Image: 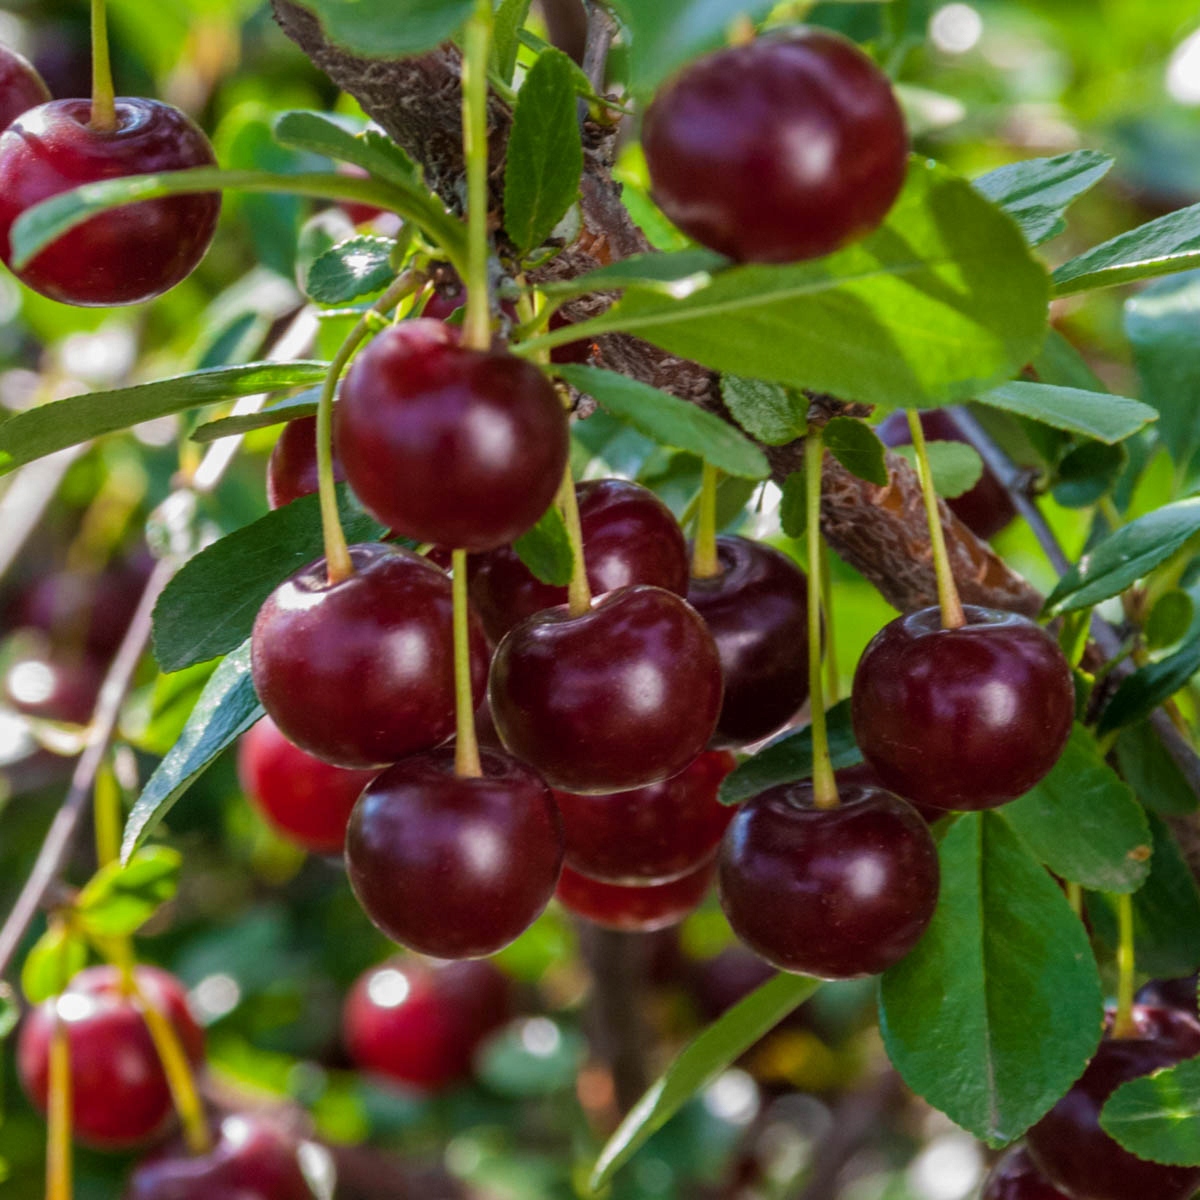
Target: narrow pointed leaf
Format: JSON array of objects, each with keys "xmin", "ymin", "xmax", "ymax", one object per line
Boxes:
[
  {"xmin": 273, "ymin": 111, "xmax": 420, "ymax": 189},
  {"xmin": 976, "ymin": 381, "xmax": 1156, "ymax": 444},
  {"xmin": 493, "ymin": 0, "xmax": 533, "ymax": 84},
  {"xmin": 190, "ymin": 390, "xmax": 320, "ymax": 443},
  {"xmin": 974, "ymin": 151, "xmax": 1113, "ymax": 246},
  {"xmin": 1098, "ymin": 633, "xmax": 1200, "ymax": 736}
]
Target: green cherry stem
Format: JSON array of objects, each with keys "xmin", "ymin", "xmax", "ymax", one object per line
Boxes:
[
  {"xmin": 821, "ymin": 543, "xmax": 839, "ymax": 706},
  {"xmin": 47, "ymin": 997, "xmax": 73, "ymax": 1200},
  {"xmin": 691, "ymin": 462, "xmax": 722, "ymax": 579},
  {"xmin": 805, "ymin": 425, "xmax": 838, "ymax": 811},
  {"xmin": 451, "ymin": 549, "xmax": 482, "ymax": 779},
  {"xmin": 906, "ymin": 408, "xmax": 966, "ymax": 630},
  {"xmin": 559, "ymin": 465, "xmax": 592, "ymax": 618},
  {"xmin": 1113, "ymin": 891, "xmax": 1137, "ymax": 1038},
  {"xmin": 89, "ymin": 0, "xmax": 117, "ymax": 133},
  {"xmin": 461, "ymin": 0, "xmax": 494, "ymax": 353},
  {"xmin": 93, "ymin": 759, "xmax": 122, "ymax": 869}
]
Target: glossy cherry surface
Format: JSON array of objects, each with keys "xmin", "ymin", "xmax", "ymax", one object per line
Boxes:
[
  {"xmin": 851, "ymin": 606, "xmax": 1074, "ymax": 811},
  {"xmin": 687, "ymin": 536, "xmax": 810, "ymax": 747},
  {"xmin": 4, "ymin": 649, "xmax": 103, "ymax": 724},
  {"xmin": 554, "ymin": 749, "xmax": 736, "ymax": 884},
  {"xmin": 489, "ymin": 584, "xmax": 723, "ymax": 794},
  {"xmin": 642, "ymin": 31, "xmax": 907, "ymax": 263},
  {"xmin": 251, "ymin": 542, "xmax": 488, "ymax": 769},
  {"xmin": 470, "ymin": 478, "xmax": 690, "ymax": 642},
  {"xmin": 717, "ymin": 781, "xmax": 939, "ymax": 978},
  {"xmin": 1136, "ymin": 973, "xmax": 1199, "ymax": 1017},
  {"xmin": 237, "ymin": 716, "xmax": 376, "ymax": 854},
  {"xmin": 343, "ymin": 958, "xmax": 512, "ymax": 1091},
  {"xmin": 345, "ymin": 747, "xmax": 563, "ymax": 958},
  {"xmin": 335, "ymin": 320, "xmax": 569, "ymax": 550},
  {"xmin": 1025, "ymin": 1005, "xmax": 1200, "ymax": 1200},
  {"xmin": 266, "ymin": 416, "xmax": 346, "ymax": 510},
  {"xmin": 0, "ymin": 98, "xmax": 219, "ymax": 305},
  {"xmin": 981, "ymin": 1147, "xmax": 1072, "ymax": 1200},
  {"xmin": 0, "ymin": 45, "xmax": 50, "ymax": 132},
  {"xmin": 18, "ymin": 965, "xmax": 204, "ymax": 1150},
  {"xmin": 556, "ymin": 860, "xmax": 715, "ymax": 932}
]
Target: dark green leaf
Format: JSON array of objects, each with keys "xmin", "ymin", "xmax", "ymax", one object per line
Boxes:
[
  {"xmin": 1101, "ymin": 1057, "xmax": 1200, "ymax": 1166},
  {"xmin": 1117, "ymin": 720, "xmax": 1200, "ymax": 815},
  {"xmin": 304, "ymin": 235, "xmax": 395, "ymax": 304},
  {"xmin": 21, "ymin": 925, "xmax": 88, "ymax": 1005},
  {"xmin": 976, "ymin": 381, "xmax": 1156, "ymax": 445},
  {"xmin": 504, "ymin": 49, "xmax": 583, "ymax": 253},
  {"xmin": 0, "ymin": 362, "xmax": 328, "ymax": 474},
  {"xmin": 1098, "ymin": 634, "xmax": 1200, "ymax": 736},
  {"xmin": 824, "ymin": 418, "xmax": 888, "ymax": 487},
  {"xmin": 493, "ymin": 0, "xmax": 533, "ymax": 84},
  {"xmin": 721, "ymin": 376, "xmax": 805, "ymax": 446},
  {"xmin": 555, "ymin": 365, "xmax": 769, "ymax": 479},
  {"xmin": 285, "ymin": 1, "xmax": 473, "ymax": 59},
  {"xmin": 75, "ymin": 848, "xmax": 182, "ymax": 939},
  {"xmin": 190, "ymin": 390, "xmax": 320, "ymax": 443},
  {"xmin": 1051, "ymin": 441, "xmax": 1126, "ymax": 509},
  {"xmin": 1033, "ymin": 328, "xmax": 1108, "ymax": 392},
  {"xmin": 778, "ymin": 470, "xmax": 807, "ymax": 540},
  {"xmin": 273, "ymin": 112, "xmax": 419, "ymax": 188},
  {"xmin": 588, "ymin": 972, "xmax": 820, "ymax": 1192},
  {"xmin": 513, "ymin": 505, "xmax": 574, "ymax": 586},
  {"xmin": 892, "ymin": 440, "xmax": 983, "ymax": 499},
  {"xmin": 1000, "ymin": 725, "xmax": 1151, "ymax": 893},
  {"xmin": 879, "ymin": 812, "xmax": 1105, "ymax": 1146}
]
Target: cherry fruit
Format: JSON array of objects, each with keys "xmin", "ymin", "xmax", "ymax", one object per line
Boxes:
[
  {"xmin": 1136, "ymin": 974, "xmax": 1199, "ymax": 1017},
  {"xmin": 5, "ymin": 648, "xmax": 104, "ymax": 724},
  {"xmin": 556, "ymin": 860, "xmax": 715, "ymax": 932},
  {"xmin": 0, "ymin": 98, "xmax": 220, "ymax": 305},
  {"xmin": 266, "ymin": 416, "xmax": 346, "ymax": 510},
  {"xmin": 0, "ymin": 44, "xmax": 50, "ymax": 132},
  {"xmin": 251, "ymin": 542, "xmax": 487, "ymax": 769},
  {"xmin": 334, "ymin": 320, "xmax": 569, "ymax": 550},
  {"xmin": 345, "ymin": 747, "xmax": 563, "ymax": 958},
  {"xmin": 717, "ymin": 780, "xmax": 939, "ymax": 978},
  {"xmin": 851, "ymin": 606, "xmax": 1074, "ymax": 811},
  {"xmin": 642, "ymin": 31, "xmax": 907, "ymax": 264},
  {"xmin": 981, "ymin": 1147, "xmax": 1072, "ymax": 1200}
]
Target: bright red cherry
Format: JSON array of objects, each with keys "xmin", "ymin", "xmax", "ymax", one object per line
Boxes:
[
  {"xmin": 554, "ymin": 749, "xmax": 736, "ymax": 884},
  {"xmin": 345, "ymin": 747, "xmax": 563, "ymax": 958},
  {"xmin": 851, "ymin": 606, "xmax": 1074, "ymax": 811},
  {"xmin": 556, "ymin": 860, "xmax": 715, "ymax": 932},
  {"xmin": 251, "ymin": 542, "xmax": 488, "ymax": 769},
  {"xmin": 488, "ymin": 584, "xmax": 724, "ymax": 794},
  {"xmin": 981, "ymin": 1147, "xmax": 1072, "ymax": 1200},
  {"xmin": 0, "ymin": 45, "xmax": 50, "ymax": 132},
  {"xmin": 0, "ymin": 98, "xmax": 220, "ymax": 306},
  {"xmin": 343, "ymin": 958, "xmax": 512, "ymax": 1092},
  {"xmin": 1025, "ymin": 1005, "xmax": 1200, "ymax": 1200},
  {"xmin": 470, "ymin": 478, "xmax": 690, "ymax": 642},
  {"xmin": 717, "ymin": 780, "xmax": 939, "ymax": 978},
  {"xmin": 687, "ymin": 536, "xmax": 810, "ymax": 747},
  {"xmin": 642, "ymin": 31, "xmax": 908, "ymax": 264},
  {"xmin": 266, "ymin": 416, "xmax": 346, "ymax": 510},
  {"xmin": 334, "ymin": 320, "xmax": 569, "ymax": 550},
  {"xmin": 18, "ymin": 965, "xmax": 204, "ymax": 1150}
]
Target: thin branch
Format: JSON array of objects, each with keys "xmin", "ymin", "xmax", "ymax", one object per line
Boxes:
[{"xmin": 581, "ymin": 3, "xmax": 618, "ymax": 93}]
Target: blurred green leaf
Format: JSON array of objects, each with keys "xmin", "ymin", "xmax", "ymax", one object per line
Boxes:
[
  {"xmin": 304, "ymin": 236, "xmax": 396, "ymax": 304},
  {"xmin": 476, "ymin": 1020, "xmax": 586, "ymax": 1097},
  {"xmin": 75, "ymin": 848, "xmax": 182, "ymax": 938},
  {"xmin": 513, "ymin": 506, "xmax": 574, "ymax": 586},
  {"xmin": 976, "ymin": 381, "xmax": 1156, "ymax": 445},
  {"xmin": 1117, "ymin": 721, "xmax": 1200, "ymax": 815},
  {"xmin": 1051, "ymin": 441, "xmax": 1126, "ymax": 509},
  {"xmin": 545, "ymin": 248, "xmax": 728, "ymax": 299},
  {"xmin": 1101, "ymin": 1057, "xmax": 1200, "ymax": 1166},
  {"xmin": 21, "ymin": 925, "xmax": 87, "ymax": 1005},
  {"xmin": 0, "ymin": 982, "xmax": 17, "ymax": 1040},
  {"xmin": 893, "ymin": 440, "xmax": 983, "ymax": 498},
  {"xmin": 286, "ymin": 0, "xmax": 474, "ymax": 58},
  {"xmin": 779, "ymin": 469, "xmax": 807, "ymax": 539},
  {"xmin": 1098, "ymin": 633, "xmax": 1200, "ymax": 736},
  {"xmin": 191, "ymin": 390, "xmax": 320, "ymax": 443},
  {"xmin": 493, "ymin": 0, "xmax": 533, "ymax": 84},
  {"xmin": 824, "ymin": 417, "xmax": 888, "ymax": 486},
  {"xmin": 974, "ymin": 151, "xmax": 1113, "ymax": 246}
]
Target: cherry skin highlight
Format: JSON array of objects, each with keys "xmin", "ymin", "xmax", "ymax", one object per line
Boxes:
[
  {"xmin": 0, "ymin": 98, "xmax": 220, "ymax": 306},
  {"xmin": 266, "ymin": 416, "xmax": 346, "ymax": 510},
  {"xmin": 981, "ymin": 1147, "xmax": 1072, "ymax": 1200},
  {"xmin": 556, "ymin": 860, "xmax": 715, "ymax": 932},
  {"xmin": 345, "ymin": 747, "xmax": 564, "ymax": 958},
  {"xmin": 851, "ymin": 605, "xmax": 1074, "ymax": 811},
  {"xmin": 717, "ymin": 781, "xmax": 939, "ymax": 978},
  {"xmin": 4, "ymin": 649, "xmax": 104, "ymax": 724},
  {"xmin": 251, "ymin": 542, "xmax": 488, "ymax": 769},
  {"xmin": 642, "ymin": 31, "xmax": 908, "ymax": 263},
  {"xmin": 488, "ymin": 584, "xmax": 724, "ymax": 794},
  {"xmin": 0, "ymin": 45, "xmax": 50, "ymax": 132}
]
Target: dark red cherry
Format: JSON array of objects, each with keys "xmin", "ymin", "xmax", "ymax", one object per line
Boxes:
[
  {"xmin": 835, "ymin": 760, "xmax": 944, "ymax": 825},
  {"xmin": 554, "ymin": 749, "xmax": 736, "ymax": 884},
  {"xmin": 1025, "ymin": 1005, "xmax": 1200, "ymax": 1200},
  {"xmin": 556, "ymin": 860, "xmax": 715, "ymax": 932},
  {"xmin": 124, "ymin": 1113, "xmax": 316, "ymax": 1200},
  {"xmin": 343, "ymin": 957, "xmax": 512, "ymax": 1092},
  {"xmin": 851, "ymin": 606, "xmax": 1074, "ymax": 811},
  {"xmin": 642, "ymin": 31, "xmax": 907, "ymax": 264},
  {"xmin": 0, "ymin": 98, "xmax": 220, "ymax": 305},
  {"xmin": 1136, "ymin": 974, "xmax": 1199, "ymax": 1017},
  {"xmin": 470, "ymin": 478, "xmax": 690, "ymax": 642},
  {"xmin": 0, "ymin": 45, "xmax": 50, "ymax": 132},
  {"xmin": 237, "ymin": 716, "xmax": 376, "ymax": 854},
  {"xmin": 4, "ymin": 649, "xmax": 103, "ymax": 724},
  {"xmin": 266, "ymin": 416, "xmax": 346, "ymax": 510},
  {"xmin": 488, "ymin": 584, "xmax": 724, "ymax": 794},
  {"xmin": 18, "ymin": 965, "xmax": 204, "ymax": 1150},
  {"xmin": 547, "ymin": 310, "xmax": 593, "ymax": 365},
  {"xmin": 687, "ymin": 536, "xmax": 809, "ymax": 748},
  {"xmin": 345, "ymin": 747, "xmax": 563, "ymax": 958},
  {"xmin": 981, "ymin": 1147, "xmax": 1072, "ymax": 1200},
  {"xmin": 876, "ymin": 409, "xmax": 1016, "ymax": 541},
  {"xmin": 717, "ymin": 781, "xmax": 939, "ymax": 978},
  {"xmin": 335, "ymin": 320, "xmax": 569, "ymax": 550},
  {"xmin": 251, "ymin": 542, "xmax": 488, "ymax": 769}
]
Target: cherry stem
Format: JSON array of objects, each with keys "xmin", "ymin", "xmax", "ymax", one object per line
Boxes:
[
  {"xmin": 906, "ymin": 408, "xmax": 965, "ymax": 630},
  {"xmin": 691, "ymin": 462, "xmax": 722, "ymax": 579},
  {"xmin": 1113, "ymin": 891, "xmax": 1137, "ymax": 1038},
  {"xmin": 451, "ymin": 549, "xmax": 483, "ymax": 779},
  {"xmin": 93, "ymin": 759, "xmax": 122, "ymax": 869},
  {"xmin": 822, "ymin": 543, "xmax": 839, "ymax": 706},
  {"xmin": 558, "ymin": 465, "xmax": 592, "ymax": 618},
  {"xmin": 461, "ymin": 0, "xmax": 494, "ymax": 353},
  {"xmin": 1066, "ymin": 880, "xmax": 1082, "ymax": 919},
  {"xmin": 47, "ymin": 995, "xmax": 73, "ymax": 1200},
  {"xmin": 89, "ymin": 0, "xmax": 117, "ymax": 132},
  {"xmin": 805, "ymin": 425, "xmax": 838, "ymax": 810}
]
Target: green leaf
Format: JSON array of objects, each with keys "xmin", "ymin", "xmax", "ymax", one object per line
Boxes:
[
  {"xmin": 718, "ymin": 700, "xmax": 861, "ymax": 806},
  {"xmin": 0, "ymin": 982, "xmax": 17, "ymax": 1039},
  {"xmin": 975, "ymin": 381, "xmax": 1157, "ymax": 445},
  {"xmin": 153, "ymin": 486, "xmax": 386, "ymax": 673},
  {"xmin": 21, "ymin": 925, "xmax": 88, "ymax": 1005},
  {"xmin": 893, "ymin": 441, "xmax": 983, "ymax": 499},
  {"xmin": 1116, "ymin": 720, "xmax": 1200, "ymax": 816},
  {"xmin": 1098, "ymin": 633, "xmax": 1200, "ymax": 736},
  {"xmin": 504, "ymin": 49, "xmax": 583, "ymax": 253},
  {"xmin": 879, "ymin": 812, "xmax": 1105, "ymax": 1146},
  {"xmin": 1053, "ymin": 201, "xmax": 1200, "ymax": 296},
  {"xmin": 1000, "ymin": 725, "xmax": 1151, "ymax": 893},
  {"xmin": 493, "ymin": 0, "xmax": 532, "ymax": 84},
  {"xmin": 721, "ymin": 376, "xmax": 805, "ymax": 446},
  {"xmin": 973, "ymin": 151, "xmax": 1113, "ymax": 246},
  {"xmin": 273, "ymin": 112, "xmax": 419, "ymax": 188},
  {"xmin": 304, "ymin": 235, "xmax": 395, "ymax": 304},
  {"xmin": 0, "ymin": 361, "xmax": 327, "ymax": 475},
  {"xmin": 513, "ymin": 505, "xmax": 574, "ymax": 586},
  {"xmin": 1101, "ymin": 1057, "xmax": 1200, "ymax": 1166},
  {"xmin": 1043, "ymin": 498, "xmax": 1200, "ymax": 617},
  {"xmin": 1051, "ymin": 441, "xmax": 1127, "ymax": 509},
  {"xmin": 778, "ymin": 469, "xmax": 807, "ymax": 539},
  {"xmin": 190, "ymin": 390, "xmax": 320, "ymax": 443},
  {"xmin": 555, "ymin": 364, "xmax": 769, "ymax": 479},
  {"xmin": 286, "ymin": 0, "xmax": 474, "ymax": 58},
  {"xmin": 823, "ymin": 417, "xmax": 888, "ymax": 487},
  {"xmin": 75, "ymin": 848, "xmax": 182, "ymax": 939},
  {"xmin": 121, "ymin": 642, "xmax": 263, "ymax": 862},
  {"xmin": 588, "ymin": 972, "xmax": 820, "ymax": 1192},
  {"xmin": 545, "ymin": 248, "xmax": 728, "ymax": 299}
]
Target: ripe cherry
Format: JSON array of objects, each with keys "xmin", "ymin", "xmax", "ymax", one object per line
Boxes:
[
  {"xmin": 1025, "ymin": 1005, "xmax": 1200, "ymax": 1200},
  {"xmin": 345, "ymin": 747, "xmax": 563, "ymax": 958},
  {"xmin": 851, "ymin": 606, "xmax": 1074, "ymax": 811},
  {"xmin": 687, "ymin": 536, "xmax": 810, "ymax": 747},
  {"xmin": 981, "ymin": 1147, "xmax": 1072, "ymax": 1200},
  {"xmin": 0, "ymin": 98, "xmax": 220, "ymax": 306},
  {"xmin": 5, "ymin": 648, "xmax": 104, "ymax": 724},
  {"xmin": 1136, "ymin": 974, "xmax": 1199, "ymax": 1017},
  {"xmin": 556, "ymin": 860, "xmax": 715, "ymax": 932},
  {"xmin": 717, "ymin": 780, "xmax": 939, "ymax": 978},
  {"xmin": 18, "ymin": 965, "xmax": 204, "ymax": 1150},
  {"xmin": 488, "ymin": 584, "xmax": 724, "ymax": 794},
  {"xmin": 334, "ymin": 320, "xmax": 569, "ymax": 550},
  {"xmin": 343, "ymin": 957, "xmax": 512, "ymax": 1091},
  {"xmin": 470, "ymin": 478, "xmax": 690, "ymax": 642},
  {"xmin": 251, "ymin": 542, "xmax": 488, "ymax": 769},
  {"xmin": 266, "ymin": 416, "xmax": 346, "ymax": 510},
  {"xmin": 642, "ymin": 31, "xmax": 908, "ymax": 263},
  {"xmin": 0, "ymin": 45, "xmax": 50, "ymax": 132},
  {"xmin": 554, "ymin": 749, "xmax": 736, "ymax": 884}
]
